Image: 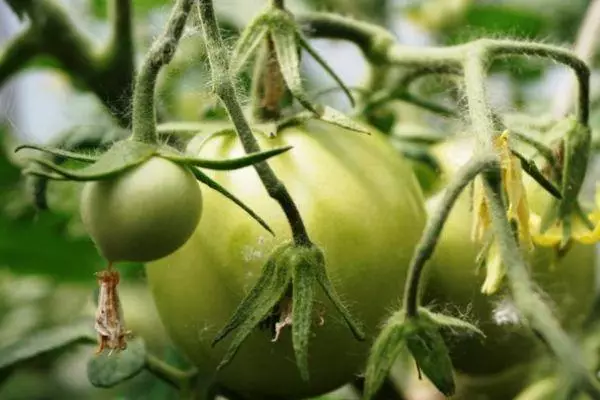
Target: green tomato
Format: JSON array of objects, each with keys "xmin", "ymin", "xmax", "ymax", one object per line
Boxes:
[
  {"xmin": 145, "ymin": 121, "xmax": 426, "ymax": 399},
  {"xmin": 80, "ymin": 157, "xmax": 203, "ymax": 263},
  {"xmin": 422, "ymin": 137, "xmax": 597, "ymax": 376}
]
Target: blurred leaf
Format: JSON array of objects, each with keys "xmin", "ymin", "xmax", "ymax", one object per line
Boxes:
[
  {"xmin": 0, "ymin": 319, "xmax": 96, "ymax": 373},
  {"xmin": 0, "ymin": 210, "xmax": 105, "ymax": 281},
  {"xmin": 87, "ymin": 337, "xmax": 147, "ymax": 388},
  {"xmin": 0, "ymin": 127, "xmax": 104, "ymax": 281},
  {"xmin": 446, "ymin": 4, "xmax": 549, "ymax": 42}
]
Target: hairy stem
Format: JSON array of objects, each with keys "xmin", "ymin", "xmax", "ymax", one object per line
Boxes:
[
  {"xmin": 404, "ymin": 157, "xmax": 496, "ymax": 317},
  {"xmin": 553, "ymin": 0, "xmax": 600, "ymax": 118},
  {"xmin": 483, "ymin": 171, "xmax": 600, "ymax": 398},
  {"xmin": 197, "ymin": 0, "xmax": 311, "ymax": 246},
  {"xmin": 131, "ymin": 0, "xmax": 193, "ymax": 143},
  {"xmin": 462, "ymin": 49, "xmax": 497, "ymax": 149},
  {"xmin": 484, "ymin": 40, "xmax": 590, "ymax": 126}
]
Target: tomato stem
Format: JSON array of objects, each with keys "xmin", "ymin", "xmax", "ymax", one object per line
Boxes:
[
  {"xmin": 145, "ymin": 353, "xmax": 197, "ymax": 391},
  {"xmin": 482, "ymin": 171, "xmax": 600, "ymax": 398},
  {"xmin": 131, "ymin": 0, "xmax": 194, "ymax": 145},
  {"xmin": 197, "ymin": 0, "xmax": 312, "ymax": 246},
  {"xmin": 403, "ymin": 157, "xmax": 497, "ymax": 318}
]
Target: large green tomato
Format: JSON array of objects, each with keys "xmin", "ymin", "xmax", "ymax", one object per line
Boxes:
[
  {"xmin": 146, "ymin": 121, "xmax": 426, "ymax": 399},
  {"xmin": 422, "ymin": 137, "xmax": 597, "ymax": 376}
]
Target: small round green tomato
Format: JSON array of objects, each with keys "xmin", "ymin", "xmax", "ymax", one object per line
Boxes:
[
  {"xmin": 145, "ymin": 121, "xmax": 427, "ymax": 399},
  {"xmin": 422, "ymin": 138, "xmax": 596, "ymax": 376},
  {"xmin": 80, "ymin": 157, "xmax": 202, "ymax": 263}
]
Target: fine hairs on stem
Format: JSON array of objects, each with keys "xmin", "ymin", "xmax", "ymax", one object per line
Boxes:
[
  {"xmin": 403, "ymin": 156, "xmax": 497, "ymax": 318},
  {"xmin": 196, "ymin": 0, "xmax": 311, "ymax": 246},
  {"xmin": 131, "ymin": 0, "xmax": 194, "ymax": 144}
]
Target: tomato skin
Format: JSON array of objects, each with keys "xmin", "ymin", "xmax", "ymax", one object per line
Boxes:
[
  {"xmin": 421, "ymin": 137, "xmax": 597, "ymax": 376},
  {"xmin": 145, "ymin": 121, "xmax": 426, "ymax": 399},
  {"xmin": 80, "ymin": 157, "xmax": 203, "ymax": 263}
]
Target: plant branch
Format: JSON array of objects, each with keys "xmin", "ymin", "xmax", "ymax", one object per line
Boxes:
[
  {"xmin": 297, "ymin": 12, "xmax": 396, "ymax": 63},
  {"xmin": 404, "ymin": 156, "xmax": 497, "ymax": 317},
  {"xmin": 553, "ymin": 0, "xmax": 600, "ymax": 118},
  {"xmin": 197, "ymin": 0, "xmax": 311, "ymax": 246},
  {"xmin": 462, "ymin": 49, "xmax": 497, "ymax": 148},
  {"xmin": 2, "ymin": 0, "xmax": 134, "ymax": 128},
  {"xmin": 482, "ymin": 170, "xmax": 600, "ymax": 399},
  {"xmin": 484, "ymin": 40, "xmax": 590, "ymax": 126},
  {"xmin": 131, "ymin": 0, "xmax": 193, "ymax": 144},
  {"xmin": 145, "ymin": 353, "xmax": 197, "ymax": 390}
]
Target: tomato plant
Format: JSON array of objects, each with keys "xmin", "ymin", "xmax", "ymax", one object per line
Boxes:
[
  {"xmin": 421, "ymin": 137, "xmax": 597, "ymax": 375},
  {"xmin": 80, "ymin": 157, "xmax": 203, "ymax": 263},
  {"xmin": 146, "ymin": 121, "xmax": 426, "ymax": 398}
]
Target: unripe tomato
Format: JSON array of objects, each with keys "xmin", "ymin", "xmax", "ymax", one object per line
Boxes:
[
  {"xmin": 422, "ymin": 136, "xmax": 596, "ymax": 376},
  {"xmin": 146, "ymin": 121, "xmax": 426, "ymax": 399},
  {"xmin": 80, "ymin": 157, "xmax": 202, "ymax": 263}
]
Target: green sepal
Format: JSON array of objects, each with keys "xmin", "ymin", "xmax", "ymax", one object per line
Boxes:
[
  {"xmin": 230, "ymin": 12, "xmax": 270, "ymax": 75},
  {"xmin": 270, "ymin": 13, "xmax": 318, "ymax": 115},
  {"xmin": 419, "ymin": 308, "xmax": 484, "ymax": 338},
  {"xmin": 539, "ymin": 117, "xmax": 592, "ymax": 246},
  {"xmin": 23, "ymin": 140, "xmax": 157, "ymax": 181},
  {"xmin": 159, "ymin": 145, "xmax": 292, "ymax": 171},
  {"xmin": 212, "ymin": 243, "xmax": 294, "ymax": 370},
  {"xmin": 277, "ymin": 108, "xmax": 373, "ymax": 135},
  {"xmin": 295, "ymin": 33, "xmax": 355, "ymax": 108},
  {"xmin": 311, "ymin": 246, "xmax": 365, "ymax": 341},
  {"xmin": 190, "ymin": 167, "xmax": 274, "ymax": 234},
  {"xmin": 20, "ymin": 125, "xmax": 128, "ymax": 209},
  {"xmin": 290, "ymin": 247, "xmax": 318, "ymax": 381},
  {"xmin": 87, "ymin": 337, "xmax": 147, "ymax": 388},
  {"xmin": 15, "ymin": 144, "xmax": 99, "ymax": 163},
  {"xmin": 559, "ymin": 118, "xmax": 591, "ymax": 215},
  {"xmin": 0, "ymin": 319, "xmax": 96, "ymax": 374},
  {"xmin": 363, "ymin": 311, "xmax": 408, "ymax": 400},
  {"xmin": 405, "ymin": 314, "xmax": 455, "ymax": 397},
  {"xmin": 22, "ymin": 167, "xmax": 70, "ymax": 181},
  {"xmin": 510, "ymin": 149, "xmax": 561, "ymax": 199},
  {"xmin": 363, "ymin": 308, "xmax": 475, "ymax": 399}
]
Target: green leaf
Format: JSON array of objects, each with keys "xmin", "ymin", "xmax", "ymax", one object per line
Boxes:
[
  {"xmin": 291, "ymin": 250, "xmax": 317, "ymax": 381},
  {"xmin": 190, "ymin": 168, "xmax": 273, "ymax": 234},
  {"xmin": 87, "ymin": 337, "xmax": 147, "ymax": 388},
  {"xmin": 406, "ymin": 315, "xmax": 455, "ymax": 397},
  {"xmin": 363, "ymin": 311, "xmax": 407, "ymax": 400},
  {"xmin": 159, "ymin": 145, "xmax": 292, "ymax": 171},
  {"xmin": 0, "ymin": 319, "xmax": 96, "ymax": 373},
  {"xmin": 230, "ymin": 13, "xmax": 270, "ymax": 75},
  {"xmin": 296, "ymin": 33, "xmax": 355, "ymax": 108},
  {"xmin": 25, "ymin": 140, "xmax": 156, "ymax": 181},
  {"xmin": 212, "ymin": 243, "xmax": 293, "ymax": 369},
  {"xmin": 15, "ymin": 144, "xmax": 99, "ymax": 163}
]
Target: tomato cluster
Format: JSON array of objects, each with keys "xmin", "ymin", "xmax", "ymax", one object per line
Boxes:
[{"xmin": 146, "ymin": 121, "xmax": 427, "ymax": 398}]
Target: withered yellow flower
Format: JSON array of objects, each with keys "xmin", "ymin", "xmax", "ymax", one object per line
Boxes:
[
  {"xmin": 471, "ymin": 130, "xmax": 533, "ymax": 295},
  {"xmin": 472, "ymin": 131, "xmax": 532, "ymax": 245}
]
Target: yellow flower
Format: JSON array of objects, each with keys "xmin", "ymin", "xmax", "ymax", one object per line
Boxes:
[
  {"xmin": 471, "ymin": 130, "xmax": 532, "ymax": 249},
  {"xmin": 481, "ymin": 241, "xmax": 504, "ymax": 295},
  {"xmin": 533, "ymin": 210, "xmax": 600, "ymax": 247}
]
